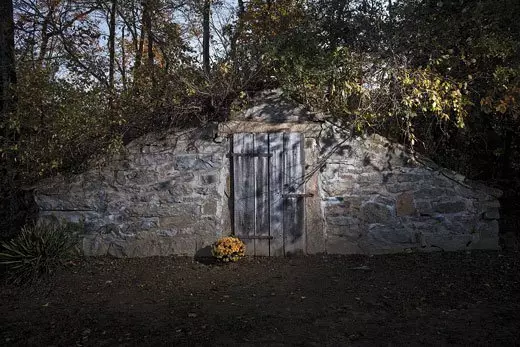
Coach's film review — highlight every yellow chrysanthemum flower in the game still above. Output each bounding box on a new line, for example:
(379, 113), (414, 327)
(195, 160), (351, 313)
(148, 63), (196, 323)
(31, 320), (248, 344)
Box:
(212, 236), (245, 262)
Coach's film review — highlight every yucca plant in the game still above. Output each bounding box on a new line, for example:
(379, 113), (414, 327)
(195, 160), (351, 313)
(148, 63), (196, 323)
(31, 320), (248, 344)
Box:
(0, 222), (81, 284)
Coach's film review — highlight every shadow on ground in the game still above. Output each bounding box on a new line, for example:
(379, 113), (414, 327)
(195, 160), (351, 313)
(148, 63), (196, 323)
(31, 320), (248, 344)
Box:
(1, 251), (519, 346)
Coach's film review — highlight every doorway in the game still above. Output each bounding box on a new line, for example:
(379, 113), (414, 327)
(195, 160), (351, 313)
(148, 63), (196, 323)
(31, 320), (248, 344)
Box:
(231, 133), (306, 256)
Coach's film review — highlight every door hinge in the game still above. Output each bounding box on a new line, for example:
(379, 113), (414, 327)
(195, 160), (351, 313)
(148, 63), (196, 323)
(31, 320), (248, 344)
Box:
(238, 235), (274, 240)
(227, 153), (272, 158)
(282, 193), (314, 198)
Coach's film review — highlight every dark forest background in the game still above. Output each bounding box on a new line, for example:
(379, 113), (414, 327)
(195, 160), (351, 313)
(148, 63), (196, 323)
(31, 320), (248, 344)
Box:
(1, 0), (519, 242)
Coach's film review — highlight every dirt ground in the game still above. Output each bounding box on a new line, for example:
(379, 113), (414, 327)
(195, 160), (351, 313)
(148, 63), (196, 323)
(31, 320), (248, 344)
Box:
(1, 251), (519, 346)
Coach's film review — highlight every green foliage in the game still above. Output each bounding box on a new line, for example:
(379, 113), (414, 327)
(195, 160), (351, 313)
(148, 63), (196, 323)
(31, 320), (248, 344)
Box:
(245, 0), (520, 179)
(1, 0), (518, 199)
(272, 43), (470, 149)
(0, 222), (82, 284)
(0, 62), (229, 187)
(1, 66), (115, 180)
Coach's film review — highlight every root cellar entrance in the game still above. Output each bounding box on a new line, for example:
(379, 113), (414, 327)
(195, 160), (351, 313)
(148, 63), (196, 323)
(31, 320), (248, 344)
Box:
(232, 132), (307, 256)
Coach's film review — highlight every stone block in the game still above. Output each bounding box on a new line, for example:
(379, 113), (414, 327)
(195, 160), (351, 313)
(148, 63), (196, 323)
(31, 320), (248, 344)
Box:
(326, 215), (360, 227)
(357, 225), (416, 253)
(115, 170), (127, 185)
(138, 193), (160, 204)
(82, 234), (111, 256)
(105, 234), (201, 257)
(209, 153), (224, 165)
(40, 210), (95, 225)
(326, 203), (348, 216)
(36, 190), (107, 211)
(339, 173), (356, 181)
(396, 192), (416, 216)
(140, 218), (159, 230)
(386, 182), (417, 193)
(482, 209), (500, 220)
(327, 224), (362, 238)
(167, 184), (193, 196)
(346, 195), (364, 207)
(432, 177), (453, 188)
(453, 185), (482, 199)
(202, 201), (217, 215)
(159, 215), (199, 228)
(104, 213), (123, 223)
(374, 195), (395, 205)
(326, 235), (364, 254)
(433, 200), (466, 213)
(446, 214), (480, 234)
(414, 188), (446, 199)
(200, 173), (219, 185)
(366, 224), (413, 244)
(174, 155), (217, 171)
(156, 191), (182, 204)
(361, 201), (395, 223)
(305, 217), (326, 254)
(424, 234), (474, 252)
(470, 237), (499, 250)
(357, 172), (383, 184)
(357, 185), (384, 195)
(415, 201), (433, 215)
(193, 217), (220, 236)
(124, 203), (200, 217)
(132, 154), (172, 167)
(479, 220), (499, 238)
(320, 164), (340, 181)
(322, 180), (357, 196)
(194, 186), (218, 196)
(126, 170), (158, 185)
(475, 200), (501, 210)
(396, 173), (424, 183)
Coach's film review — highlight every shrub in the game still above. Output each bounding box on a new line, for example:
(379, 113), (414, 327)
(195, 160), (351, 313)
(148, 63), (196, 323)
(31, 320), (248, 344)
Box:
(212, 236), (246, 263)
(0, 222), (81, 284)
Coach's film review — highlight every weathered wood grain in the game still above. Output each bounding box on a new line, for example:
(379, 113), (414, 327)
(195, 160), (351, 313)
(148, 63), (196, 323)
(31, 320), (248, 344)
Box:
(233, 132), (306, 256)
(283, 133), (305, 255)
(233, 133), (256, 255)
(254, 133), (270, 256)
(269, 133), (285, 256)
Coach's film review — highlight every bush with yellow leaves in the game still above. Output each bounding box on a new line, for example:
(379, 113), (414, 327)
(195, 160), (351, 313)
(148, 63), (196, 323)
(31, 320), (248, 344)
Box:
(212, 236), (245, 262)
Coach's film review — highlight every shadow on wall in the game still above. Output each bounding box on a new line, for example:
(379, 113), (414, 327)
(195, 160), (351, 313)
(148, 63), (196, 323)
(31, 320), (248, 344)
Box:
(309, 123), (412, 184)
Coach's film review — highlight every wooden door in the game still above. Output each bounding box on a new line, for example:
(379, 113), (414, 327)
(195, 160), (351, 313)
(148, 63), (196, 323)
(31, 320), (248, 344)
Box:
(232, 133), (305, 256)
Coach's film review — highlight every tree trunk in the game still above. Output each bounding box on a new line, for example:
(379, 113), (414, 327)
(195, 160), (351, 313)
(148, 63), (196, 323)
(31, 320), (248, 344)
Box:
(230, 0), (244, 65)
(121, 26), (127, 90)
(108, 0), (117, 91)
(38, 4), (56, 66)
(145, 1), (153, 66)
(0, 0), (16, 119)
(202, 0), (211, 76)
(135, 2), (146, 72)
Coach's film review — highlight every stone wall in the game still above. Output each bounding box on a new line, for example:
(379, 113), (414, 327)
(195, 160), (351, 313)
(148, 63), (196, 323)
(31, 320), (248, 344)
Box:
(318, 129), (502, 254)
(34, 125), (229, 257)
(31, 99), (502, 256)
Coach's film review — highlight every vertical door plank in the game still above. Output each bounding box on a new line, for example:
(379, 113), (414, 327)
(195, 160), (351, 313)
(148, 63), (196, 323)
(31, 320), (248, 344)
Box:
(283, 133), (305, 256)
(254, 133), (270, 256)
(233, 133), (256, 255)
(269, 133), (284, 256)
(232, 133), (244, 240)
